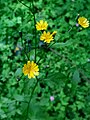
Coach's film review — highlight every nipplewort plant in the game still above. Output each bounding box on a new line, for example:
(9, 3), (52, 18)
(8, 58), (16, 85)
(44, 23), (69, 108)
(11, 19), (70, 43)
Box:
(0, 0), (90, 120)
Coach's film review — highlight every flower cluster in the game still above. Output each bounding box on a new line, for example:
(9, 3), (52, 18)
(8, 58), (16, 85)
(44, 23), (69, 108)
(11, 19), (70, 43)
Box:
(23, 61), (39, 79)
(36, 20), (57, 43)
(22, 20), (57, 79)
(22, 17), (89, 79)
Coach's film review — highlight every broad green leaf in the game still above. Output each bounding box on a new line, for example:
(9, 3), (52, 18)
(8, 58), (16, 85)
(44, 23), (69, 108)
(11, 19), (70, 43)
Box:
(28, 102), (52, 120)
(44, 72), (66, 88)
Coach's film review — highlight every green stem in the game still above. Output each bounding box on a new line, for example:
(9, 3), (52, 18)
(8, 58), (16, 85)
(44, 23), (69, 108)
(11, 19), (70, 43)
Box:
(34, 15), (37, 62)
(49, 14), (80, 48)
(17, 0), (29, 8)
(36, 57), (42, 64)
(25, 77), (39, 120)
(19, 33), (29, 60)
(68, 14), (79, 33)
(32, 0), (37, 63)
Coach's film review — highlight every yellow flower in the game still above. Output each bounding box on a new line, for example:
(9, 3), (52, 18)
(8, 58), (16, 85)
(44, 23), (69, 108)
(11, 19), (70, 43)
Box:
(40, 31), (54, 43)
(36, 20), (48, 31)
(78, 17), (89, 28)
(23, 61), (39, 79)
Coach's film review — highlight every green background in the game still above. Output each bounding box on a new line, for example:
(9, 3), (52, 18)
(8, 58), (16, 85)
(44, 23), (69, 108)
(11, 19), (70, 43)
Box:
(0, 0), (90, 120)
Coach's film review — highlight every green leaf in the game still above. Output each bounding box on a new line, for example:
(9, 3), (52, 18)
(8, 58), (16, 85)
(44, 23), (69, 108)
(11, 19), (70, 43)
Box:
(72, 70), (81, 84)
(15, 68), (22, 77)
(28, 102), (52, 120)
(52, 40), (72, 48)
(71, 70), (81, 95)
(45, 72), (66, 87)
(14, 94), (24, 102)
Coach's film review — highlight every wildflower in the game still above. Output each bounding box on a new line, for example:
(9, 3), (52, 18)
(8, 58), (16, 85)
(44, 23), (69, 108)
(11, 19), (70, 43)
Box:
(78, 17), (89, 28)
(76, 23), (79, 27)
(36, 20), (48, 31)
(40, 31), (54, 43)
(50, 96), (54, 101)
(23, 61), (39, 79)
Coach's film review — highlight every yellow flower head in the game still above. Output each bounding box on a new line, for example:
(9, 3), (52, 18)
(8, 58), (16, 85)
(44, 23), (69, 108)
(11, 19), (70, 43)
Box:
(40, 31), (54, 43)
(78, 17), (89, 28)
(23, 61), (39, 79)
(36, 20), (48, 31)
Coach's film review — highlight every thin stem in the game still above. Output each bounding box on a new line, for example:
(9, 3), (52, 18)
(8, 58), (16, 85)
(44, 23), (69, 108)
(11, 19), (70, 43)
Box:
(48, 42), (56, 48)
(68, 26), (73, 32)
(79, 69), (90, 83)
(32, 0), (37, 63)
(17, 0), (38, 62)
(17, 0), (30, 10)
(36, 57), (42, 64)
(68, 14), (79, 33)
(34, 15), (37, 62)
(50, 48), (62, 57)
(17, 0), (33, 16)
(19, 33), (29, 60)
(49, 14), (80, 48)
(17, 1), (38, 120)
(25, 77), (39, 120)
